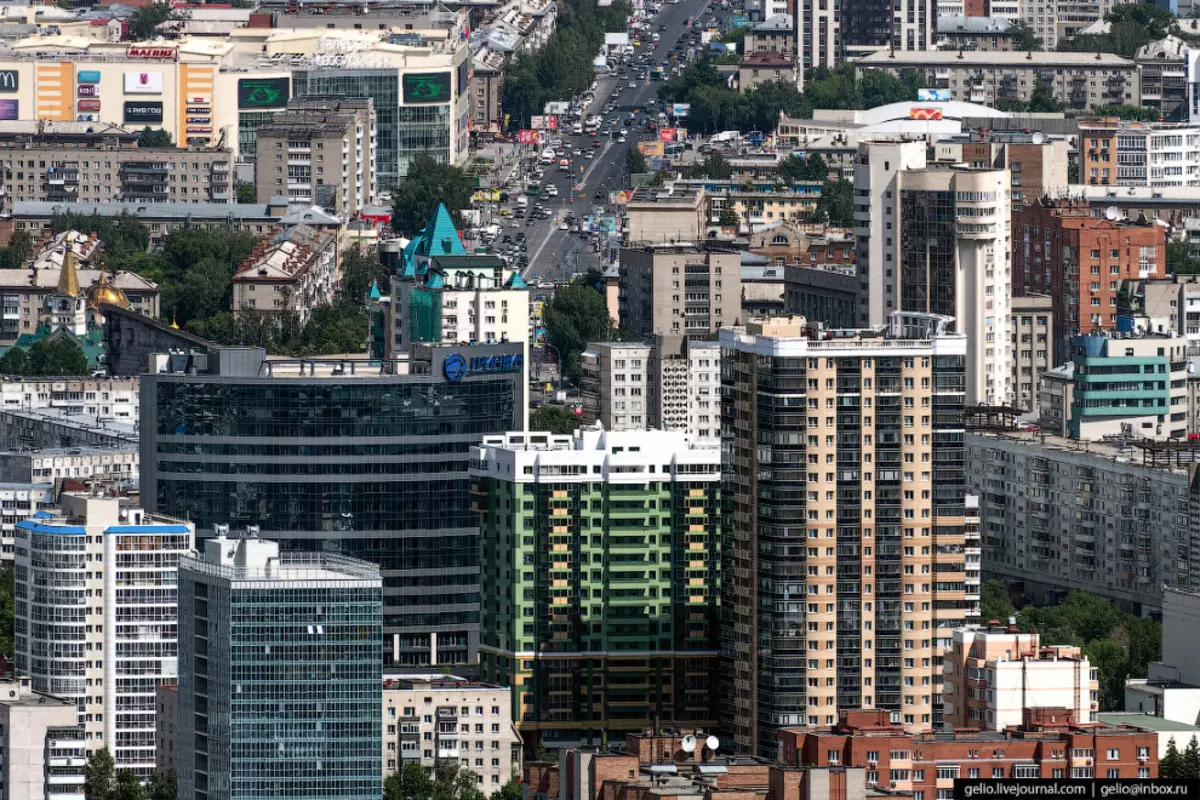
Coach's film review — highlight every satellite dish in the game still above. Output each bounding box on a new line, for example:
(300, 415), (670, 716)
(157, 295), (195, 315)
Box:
(706, 735), (720, 752)
(681, 735), (697, 753)
(1105, 206), (1121, 221)
(1031, 131), (1045, 145)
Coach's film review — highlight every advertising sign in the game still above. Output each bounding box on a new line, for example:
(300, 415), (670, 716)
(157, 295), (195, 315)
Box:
(77, 70), (101, 84)
(78, 85), (98, 97)
(124, 71), (163, 94)
(77, 99), (101, 112)
(124, 101), (163, 124)
(917, 88), (951, 102)
(443, 352), (523, 382)
(658, 127), (678, 143)
(0, 100), (17, 121)
(0, 70), (16, 92)
(671, 103), (690, 116)
(518, 130), (540, 145)
(402, 72), (452, 104)
(126, 45), (177, 60)
(909, 107), (944, 120)
(456, 59), (469, 97)
(237, 77), (290, 109)
(638, 141), (664, 157)
(604, 32), (630, 45)
(531, 115), (546, 130)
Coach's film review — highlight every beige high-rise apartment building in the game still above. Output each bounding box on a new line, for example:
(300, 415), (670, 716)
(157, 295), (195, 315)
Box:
(619, 246), (741, 339)
(720, 312), (973, 757)
(254, 97), (376, 216)
(855, 141), (1013, 405)
(1011, 294), (1054, 414)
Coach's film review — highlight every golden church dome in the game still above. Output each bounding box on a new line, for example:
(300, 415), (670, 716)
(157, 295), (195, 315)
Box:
(86, 267), (131, 310)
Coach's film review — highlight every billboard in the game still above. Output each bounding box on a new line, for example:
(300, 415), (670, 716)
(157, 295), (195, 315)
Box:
(77, 70), (101, 84)
(402, 72), (452, 104)
(659, 127), (678, 143)
(124, 101), (163, 124)
(917, 88), (951, 102)
(671, 103), (690, 116)
(126, 45), (177, 60)
(77, 99), (101, 112)
(604, 32), (630, 45)
(518, 130), (540, 145)
(909, 107), (944, 120)
(0, 100), (16, 121)
(638, 141), (664, 157)
(124, 71), (163, 94)
(456, 59), (469, 97)
(531, 115), (559, 130)
(0, 70), (16, 93)
(78, 85), (98, 97)
(237, 77), (290, 109)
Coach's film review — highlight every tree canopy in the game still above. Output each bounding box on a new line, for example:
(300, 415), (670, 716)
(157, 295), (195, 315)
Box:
(0, 230), (33, 270)
(815, 180), (853, 227)
(383, 762), (488, 800)
(128, 1), (178, 40)
(501, 0), (631, 127)
(531, 404), (584, 434)
(83, 749), (171, 800)
(1009, 20), (1043, 51)
(136, 127), (173, 148)
(391, 153), (475, 238)
(0, 337), (92, 377)
(1058, 2), (1176, 57)
(778, 153), (828, 183)
(985, 585), (1162, 711)
(543, 276), (619, 383)
(1091, 103), (1159, 122)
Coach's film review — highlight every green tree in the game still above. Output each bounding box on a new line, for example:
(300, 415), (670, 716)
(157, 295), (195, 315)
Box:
(702, 153), (733, 180)
(146, 769), (176, 800)
(628, 148), (649, 175)
(543, 279), (616, 383)
(718, 206), (739, 227)
(0, 347), (30, 375)
(531, 404), (583, 434)
(341, 249), (390, 305)
(84, 748), (116, 800)
(50, 212), (150, 262)
(137, 127), (173, 148)
(128, 1), (178, 40)
(1084, 638), (1129, 711)
(433, 763), (487, 800)
(980, 579), (1015, 623)
(236, 180), (256, 204)
(27, 337), (90, 376)
(815, 180), (853, 227)
(0, 229), (33, 269)
(1091, 103), (1158, 122)
(1184, 737), (1200, 779)
(496, 779), (523, 800)
(0, 565), (13, 657)
(1162, 738), (1184, 779)
(113, 770), (146, 800)
(1167, 240), (1200, 274)
(743, 80), (808, 131)
(384, 762), (435, 800)
(778, 153), (828, 183)
(296, 304), (368, 355)
(391, 153), (475, 238)
(1028, 81), (1064, 113)
(1010, 19), (1043, 51)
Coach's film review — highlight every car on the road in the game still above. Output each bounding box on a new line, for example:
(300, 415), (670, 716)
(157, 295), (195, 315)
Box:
(628, 81), (637, 88)
(594, 190), (606, 199)
(585, 151), (595, 160)
(593, 140), (602, 147)
(546, 185), (559, 197)
(558, 222), (569, 230)
(618, 134), (627, 143)
(573, 148), (582, 156)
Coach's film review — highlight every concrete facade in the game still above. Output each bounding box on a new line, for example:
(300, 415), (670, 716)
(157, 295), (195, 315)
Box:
(618, 246), (742, 339)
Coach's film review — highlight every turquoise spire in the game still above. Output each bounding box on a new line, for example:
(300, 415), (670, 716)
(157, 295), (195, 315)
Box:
(368, 280), (382, 300)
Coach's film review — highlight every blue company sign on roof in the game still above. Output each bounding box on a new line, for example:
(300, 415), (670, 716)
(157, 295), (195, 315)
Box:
(443, 352), (524, 382)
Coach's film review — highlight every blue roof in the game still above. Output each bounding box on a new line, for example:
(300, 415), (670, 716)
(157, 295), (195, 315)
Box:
(105, 525), (191, 534)
(368, 280), (382, 301)
(32, 510), (52, 520)
(506, 273), (528, 289)
(426, 272), (445, 289)
(16, 519), (85, 535)
(400, 203), (466, 278)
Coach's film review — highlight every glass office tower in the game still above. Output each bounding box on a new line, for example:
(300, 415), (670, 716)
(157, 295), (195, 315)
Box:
(141, 344), (525, 665)
(177, 533), (382, 800)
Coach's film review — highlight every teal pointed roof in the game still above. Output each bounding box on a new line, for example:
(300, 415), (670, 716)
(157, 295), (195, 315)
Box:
(426, 272), (445, 289)
(400, 203), (466, 279)
(368, 280), (382, 300)
(506, 272), (527, 289)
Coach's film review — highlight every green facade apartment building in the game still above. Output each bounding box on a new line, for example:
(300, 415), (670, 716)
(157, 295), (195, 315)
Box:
(470, 427), (721, 750)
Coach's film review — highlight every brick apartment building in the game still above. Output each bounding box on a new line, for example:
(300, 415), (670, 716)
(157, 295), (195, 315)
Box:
(524, 733), (879, 800)
(779, 708), (1158, 798)
(1011, 198), (1166, 362)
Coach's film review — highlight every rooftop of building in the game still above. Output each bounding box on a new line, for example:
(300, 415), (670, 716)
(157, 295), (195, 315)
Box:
(0, 677), (75, 708)
(740, 50), (792, 67)
(751, 12), (792, 31)
(16, 493), (189, 534)
(382, 673), (508, 691)
(183, 531), (381, 584)
(1066, 185), (1200, 205)
(966, 427), (1200, 474)
(936, 14), (1015, 33)
(790, 708), (1151, 742)
(0, 447), (137, 459)
(0, 482), (53, 492)
(11, 200), (290, 222)
(627, 184), (704, 206)
(0, 406), (138, 441)
(0, 121), (139, 141)
(1097, 713), (1200, 732)
(234, 224), (333, 283)
(723, 311), (965, 350)
(478, 424), (719, 456)
(857, 49), (1135, 66)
